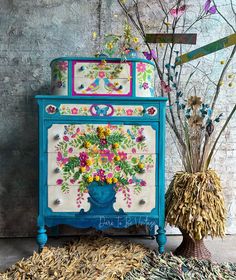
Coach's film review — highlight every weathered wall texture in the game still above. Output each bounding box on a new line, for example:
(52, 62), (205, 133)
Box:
(0, 0), (235, 236)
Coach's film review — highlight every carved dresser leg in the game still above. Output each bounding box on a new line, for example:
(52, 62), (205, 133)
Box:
(157, 227), (166, 254)
(37, 226), (48, 252)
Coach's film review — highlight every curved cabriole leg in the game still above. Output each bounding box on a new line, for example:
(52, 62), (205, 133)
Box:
(157, 227), (166, 254)
(37, 226), (47, 253)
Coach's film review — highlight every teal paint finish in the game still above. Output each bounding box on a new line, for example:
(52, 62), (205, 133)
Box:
(36, 95), (167, 253)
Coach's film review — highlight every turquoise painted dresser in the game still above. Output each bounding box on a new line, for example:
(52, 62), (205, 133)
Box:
(36, 57), (167, 253)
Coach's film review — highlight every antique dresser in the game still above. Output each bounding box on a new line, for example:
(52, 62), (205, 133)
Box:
(36, 56), (167, 253)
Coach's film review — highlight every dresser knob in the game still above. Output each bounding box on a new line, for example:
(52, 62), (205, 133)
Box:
(54, 168), (60, 173)
(118, 85), (123, 90)
(54, 134), (60, 140)
(79, 84), (85, 89)
(79, 66), (85, 71)
(139, 199), (146, 205)
(54, 199), (62, 205)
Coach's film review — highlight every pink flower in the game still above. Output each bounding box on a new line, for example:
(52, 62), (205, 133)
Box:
(70, 179), (75, 184)
(58, 61), (68, 71)
(56, 179), (63, 185)
(137, 62), (146, 73)
(140, 180), (147, 186)
(71, 107), (78, 114)
(115, 166), (121, 171)
(128, 179), (133, 184)
(79, 152), (88, 161)
(161, 80), (171, 93)
(142, 82), (149, 89)
(98, 71), (106, 78)
(80, 160), (86, 167)
(100, 139), (107, 146)
(126, 109), (133, 116)
(132, 148), (136, 154)
(63, 136), (69, 142)
(107, 173), (113, 178)
(100, 150), (114, 162)
(118, 151), (127, 160)
(68, 147), (73, 153)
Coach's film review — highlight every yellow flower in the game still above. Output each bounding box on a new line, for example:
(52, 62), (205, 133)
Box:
(98, 132), (106, 139)
(107, 42), (114, 50)
(80, 167), (86, 173)
(94, 175), (100, 181)
(112, 143), (119, 149)
(220, 60), (225, 65)
(87, 176), (94, 183)
(83, 107), (88, 111)
(138, 163), (144, 169)
(97, 126), (104, 133)
(86, 159), (92, 166)
(84, 141), (91, 148)
(114, 156), (121, 161)
(112, 178), (118, 183)
(133, 37), (139, 43)
(104, 128), (111, 136)
(106, 178), (113, 184)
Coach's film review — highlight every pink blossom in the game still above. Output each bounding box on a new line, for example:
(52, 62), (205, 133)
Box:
(98, 71), (106, 78)
(63, 136), (69, 142)
(118, 151), (127, 160)
(132, 148), (136, 154)
(140, 180), (147, 186)
(56, 179), (63, 185)
(128, 179), (133, 184)
(79, 152), (88, 161)
(68, 147), (73, 153)
(71, 107), (78, 114)
(126, 109), (133, 116)
(70, 179), (75, 184)
(115, 166), (121, 171)
(142, 82), (149, 89)
(137, 62), (146, 73)
(58, 61), (68, 71)
(107, 173), (113, 178)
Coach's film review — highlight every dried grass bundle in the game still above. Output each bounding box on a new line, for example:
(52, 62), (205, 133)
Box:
(0, 237), (147, 280)
(166, 169), (226, 240)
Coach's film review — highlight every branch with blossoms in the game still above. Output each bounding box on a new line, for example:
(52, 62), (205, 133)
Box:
(116, 0), (236, 173)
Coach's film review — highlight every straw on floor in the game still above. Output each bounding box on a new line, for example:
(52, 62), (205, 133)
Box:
(1, 237), (236, 280)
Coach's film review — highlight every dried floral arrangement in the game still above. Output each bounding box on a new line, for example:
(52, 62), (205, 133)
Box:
(92, 0), (236, 248)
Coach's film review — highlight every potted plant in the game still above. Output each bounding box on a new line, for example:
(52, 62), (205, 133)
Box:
(116, 0), (236, 258)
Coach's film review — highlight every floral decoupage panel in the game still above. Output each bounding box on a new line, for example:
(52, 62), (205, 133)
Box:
(47, 124), (157, 212)
(51, 61), (68, 95)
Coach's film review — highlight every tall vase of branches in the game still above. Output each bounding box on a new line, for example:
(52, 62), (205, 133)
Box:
(115, 0), (236, 259)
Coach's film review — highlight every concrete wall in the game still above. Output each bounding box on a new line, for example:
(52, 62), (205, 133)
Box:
(0, 0), (235, 236)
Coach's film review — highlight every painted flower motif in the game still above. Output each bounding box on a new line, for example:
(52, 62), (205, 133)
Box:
(140, 180), (147, 186)
(142, 82), (149, 89)
(118, 151), (127, 160)
(107, 173), (113, 178)
(100, 150), (114, 162)
(80, 160), (86, 167)
(126, 109), (133, 116)
(115, 166), (121, 171)
(100, 139), (107, 146)
(79, 152), (89, 161)
(136, 135), (145, 142)
(58, 61), (68, 71)
(71, 107), (78, 115)
(68, 147), (73, 153)
(128, 178), (133, 184)
(56, 179), (63, 185)
(98, 71), (106, 78)
(46, 105), (57, 114)
(63, 136), (69, 142)
(137, 62), (146, 73)
(147, 107), (156, 115)
(132, 148), (136, 154)
(70, 179), (75, 184)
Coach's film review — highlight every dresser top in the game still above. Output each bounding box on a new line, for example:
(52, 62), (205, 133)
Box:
(50, 56), (155, 66)
(35, 95), (168, 102)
